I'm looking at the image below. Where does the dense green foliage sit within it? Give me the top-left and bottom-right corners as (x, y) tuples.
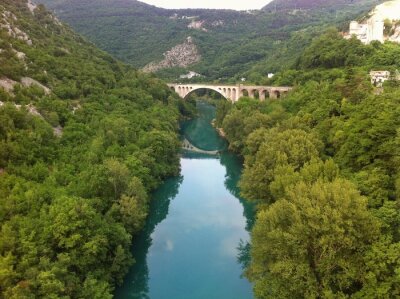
(216, 30), (400, 298)
(263, 0), (372, 10)
(37, 0), (380, 81)
(2, 0), (399, 298)
(0, 1), (194, 298)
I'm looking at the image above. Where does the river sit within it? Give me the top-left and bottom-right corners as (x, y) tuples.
(115, 101), (255, 299)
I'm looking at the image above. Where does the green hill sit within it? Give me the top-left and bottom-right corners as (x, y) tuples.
(214, 27), (400, 298)
(263, 0), (375, 10)
(0, 0), (192, 298)
(37, 0), (381, 81)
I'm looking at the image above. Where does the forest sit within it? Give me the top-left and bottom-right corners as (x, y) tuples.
(2, 0), (400, 298)
(0, 1), (194, 298)
(37, 0), (381, 81)
(215, 30), (400, 298)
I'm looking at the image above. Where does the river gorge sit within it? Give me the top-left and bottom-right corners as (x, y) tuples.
(115, 101), (255, 299)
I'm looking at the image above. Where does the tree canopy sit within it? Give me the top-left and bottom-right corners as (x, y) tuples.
(0, 1), (194, 298)
(216, 29), (400, 298)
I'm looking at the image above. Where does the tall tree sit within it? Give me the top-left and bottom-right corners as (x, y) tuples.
(248, 179), (380, 298)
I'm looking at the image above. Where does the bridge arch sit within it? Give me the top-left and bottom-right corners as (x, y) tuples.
(251, 89), (260, 99)
(261, 89), (270, 100)
(241, 89), (249, 97)
(273, 90), (281, 99)
(182, 86), (229, 101)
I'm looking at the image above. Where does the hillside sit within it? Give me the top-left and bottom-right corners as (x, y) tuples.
(215, 29), (400, 298)
(0, 0), (192, 298)
(37, 0), (381, 81)
(263, 0), (376, 10)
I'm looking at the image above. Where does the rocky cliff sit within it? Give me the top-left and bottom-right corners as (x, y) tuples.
(371, 0), (400, 20)
(374, 1), (400, 42)
(142, 37), (201, 73)
(346, 0), (400, 44)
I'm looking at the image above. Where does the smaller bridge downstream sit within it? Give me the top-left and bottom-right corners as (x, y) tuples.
(168, 83), (292, 102)
(182, 138), (219, 155)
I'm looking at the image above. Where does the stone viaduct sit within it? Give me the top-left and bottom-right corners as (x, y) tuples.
(167, 83), (292, 102)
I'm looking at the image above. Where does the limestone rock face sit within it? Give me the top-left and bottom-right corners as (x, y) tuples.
(1, 9), (33, 45)
(142, 37), (201, 73)
(346, 0), (400, 44)
(21, 77), (51, 95)
(27, 0), (37, 14)
(372, 0), (400, 21)
(188, 20), (207, 31)
(0, 77), (51, 96)
(374, 0), (400, 43)
(0, 78), (17, 93)
(388, 25), (400, 42)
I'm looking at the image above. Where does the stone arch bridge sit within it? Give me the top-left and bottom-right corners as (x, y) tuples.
(168, 83), (292, 102)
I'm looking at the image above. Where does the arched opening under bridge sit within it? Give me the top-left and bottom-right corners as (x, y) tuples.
(183, 87), (228, 101)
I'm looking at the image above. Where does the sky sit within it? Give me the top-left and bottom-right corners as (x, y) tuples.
(140, 0), (273, 11)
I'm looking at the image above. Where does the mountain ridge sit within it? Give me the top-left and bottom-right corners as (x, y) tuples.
(37, 0), (381, 81)
(264, 0), (377, 10)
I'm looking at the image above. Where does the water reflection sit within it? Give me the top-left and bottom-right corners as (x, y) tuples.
(115, 101), (254, 299)
(237, 239), (252, 272)
(180, 101), (228, 151)
(219, 151), (255, 273)
(220, 152), (256, 232)
(115, 176), (183, 299)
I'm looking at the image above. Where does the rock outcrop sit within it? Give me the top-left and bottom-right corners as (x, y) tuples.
(21, 77), (51, 95)
(372, 0), (400, 20)
(0, 78), (17, 93)
(0, 101), (63, 137)
(346, 0), (400, 44)
(188, 20), (207, 31)
(388, 24), (400, 42)
(1, 10), (33, 45)
(142, 37), (201, 73)
(27, 0), (37, 14)
(0, 77), (51, 95)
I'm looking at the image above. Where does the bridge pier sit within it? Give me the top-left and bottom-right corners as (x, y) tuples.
(167, 83), (292, 103)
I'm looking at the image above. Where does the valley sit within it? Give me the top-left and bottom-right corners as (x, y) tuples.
(1, 0), (400, 298)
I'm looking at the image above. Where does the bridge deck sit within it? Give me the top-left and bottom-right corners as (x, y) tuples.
(182, 139), (219, 155)
(168, 83), (292, 88)
(168, 83), (293, 102)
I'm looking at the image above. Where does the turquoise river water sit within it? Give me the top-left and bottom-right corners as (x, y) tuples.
(115, 101), (255, 299)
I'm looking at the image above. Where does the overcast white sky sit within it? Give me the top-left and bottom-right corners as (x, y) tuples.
(140, 0), (273, 10)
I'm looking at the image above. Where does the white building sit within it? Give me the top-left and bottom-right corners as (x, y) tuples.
(180, 71), (202, 79)
(370, 71), (391, 87)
